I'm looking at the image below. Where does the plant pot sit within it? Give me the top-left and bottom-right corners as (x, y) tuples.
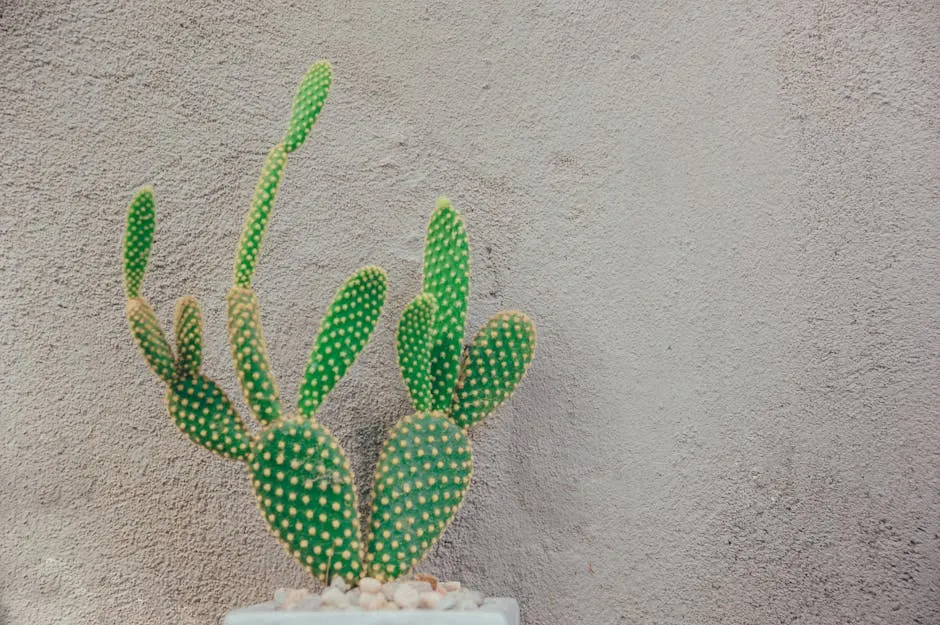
(223, 598), (519, 625)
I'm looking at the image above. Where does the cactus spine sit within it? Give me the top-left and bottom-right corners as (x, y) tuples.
(123, 61), (535, 588)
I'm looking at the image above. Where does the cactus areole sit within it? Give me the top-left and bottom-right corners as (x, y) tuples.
(122, 60), (537, 587)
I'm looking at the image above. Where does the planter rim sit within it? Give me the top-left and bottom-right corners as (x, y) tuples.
(223, 597), (519, 625)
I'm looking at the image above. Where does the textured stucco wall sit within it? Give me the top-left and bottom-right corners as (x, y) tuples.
(2, 1), (938, 624)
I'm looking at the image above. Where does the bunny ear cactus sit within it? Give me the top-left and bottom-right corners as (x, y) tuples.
(123, 187), (252, 460)
(123, 61), (388, 585)
(365, 197), (537, 580)
(225, 60), (385, 584)
(123, 61), (537, 589)
(241, 264), (386, 584)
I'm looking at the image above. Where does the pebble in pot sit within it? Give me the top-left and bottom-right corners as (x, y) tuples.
(359, 592), (385, 611)
(393, 584), (420, 610)
(321, 587), (348, 609)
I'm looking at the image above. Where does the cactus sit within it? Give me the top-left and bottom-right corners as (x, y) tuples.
(123, 187), (252, 460)
(225, 60), (388, 584)
(123, 60), (536, 588)
(124, 60), (384, 583)
(365, 197), (537, 580)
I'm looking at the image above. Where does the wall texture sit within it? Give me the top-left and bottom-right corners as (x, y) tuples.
(1, 1), (938, 624)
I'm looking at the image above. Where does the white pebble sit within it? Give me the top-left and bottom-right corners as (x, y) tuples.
(456, 599), (479, 611)
(275, 588), (311, 610)
(393, 584), (420, 609)
(330, 575), (348, 591)
(359, 592), (385, 610)
(419, 591), (442, 609)
(294, 595), (322, 611)
(321, 587), (348, 608)
(359, 577), (382, 594)
(441, 581), (461, 593)
(273, 588), (290, 607)
(405, 581), (433, 594)
(382, 582), (399, 600)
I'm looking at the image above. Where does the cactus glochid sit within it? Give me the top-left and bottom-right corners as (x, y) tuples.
(122, 60), (536, 587)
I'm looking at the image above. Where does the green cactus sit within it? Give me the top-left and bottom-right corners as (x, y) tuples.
(226, 286), (282, 424)
(298, 266), (387, 419)
(284, 61), (333, 153)
(249, 416), (364, 581)
(368, 411), (472, 580)
(450, 310), (537, 429)
(123, 186), (155, 300)
(123, 60), (537, 588)
(225, 59), (386, 584)
(173, 297), (203, 377)
(123, 188), (251, 460)
(233, 144), (287, 289)
(365, 197), (537, 580)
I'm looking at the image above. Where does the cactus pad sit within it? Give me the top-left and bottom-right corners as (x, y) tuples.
(450, 311), (537, 429)
(234, 144), (287, 288)
(173, 296), (203, 377)
(126, 297), (175, 384)
(123, 187), (155, 299)
(396, 294), (437, 412)
(227, 287), (282, 424)
(165, 374), (252, 460)
(249, 416), (363, 583)
(284, 61), (333, 153)
(422, 197), (470, 411)
(298, 266), (387, 418)
(365, 411), (473, 580)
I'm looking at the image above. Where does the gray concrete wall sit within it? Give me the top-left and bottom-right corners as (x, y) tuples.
(1, 1), (938, 624)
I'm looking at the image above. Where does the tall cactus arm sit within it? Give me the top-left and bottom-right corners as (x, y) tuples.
(227, 287), (282, 425)
(123, 187), (175, 383)
(234, 144), (287, 288)
(234, 61), (332, 287)
(123, 186), (155, 299)
(126, 298), (176, 384)
(284, 60), (333, 153)
(298, 266), (387, 419)
(235, 144), (287, 288)
(449, 311), (537, 429)
(422, 197), (470, 411)
(396, 294), (437, 412)
(174, 296), (203, 377)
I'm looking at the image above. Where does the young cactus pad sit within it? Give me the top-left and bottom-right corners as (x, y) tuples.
(365, 197), (537, 580)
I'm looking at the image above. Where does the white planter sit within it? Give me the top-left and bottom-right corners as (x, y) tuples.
(223, 598), (519, 625)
